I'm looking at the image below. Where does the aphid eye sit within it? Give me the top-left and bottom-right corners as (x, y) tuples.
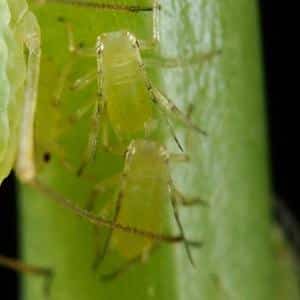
(43, 152), (52, 163)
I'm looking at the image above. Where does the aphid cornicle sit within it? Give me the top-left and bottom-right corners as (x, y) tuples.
(89, 139), (204, 278)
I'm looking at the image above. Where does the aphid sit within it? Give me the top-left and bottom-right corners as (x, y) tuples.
(48, 0), (217, 174)
(1, 0), (193, 280)
(89, 139), (205, 278)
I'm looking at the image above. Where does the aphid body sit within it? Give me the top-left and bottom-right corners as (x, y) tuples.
(109, 139), (169, 259)
(100, 31), (153, 138)
(93, 138), (199, 273)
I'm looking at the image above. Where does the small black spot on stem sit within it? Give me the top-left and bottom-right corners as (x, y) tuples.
(43, 152), (52, 163)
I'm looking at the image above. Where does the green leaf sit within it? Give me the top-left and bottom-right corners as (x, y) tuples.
(19, 1), (300, 300)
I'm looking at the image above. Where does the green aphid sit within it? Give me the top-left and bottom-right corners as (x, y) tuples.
(89, 139), (205, 278)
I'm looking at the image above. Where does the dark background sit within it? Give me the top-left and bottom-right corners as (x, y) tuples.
(0, 2), (299, 298)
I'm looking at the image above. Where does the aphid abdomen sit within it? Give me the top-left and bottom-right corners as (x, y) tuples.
(102, 32), (153, 137)
(111, 140), (169, 259)
(0, 0), (26, 183)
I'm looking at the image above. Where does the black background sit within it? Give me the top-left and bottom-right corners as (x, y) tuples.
(0, 2), (299, 298)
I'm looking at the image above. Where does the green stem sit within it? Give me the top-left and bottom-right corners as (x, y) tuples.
(20, 1), (299, 300)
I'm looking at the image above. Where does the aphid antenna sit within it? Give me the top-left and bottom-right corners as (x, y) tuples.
(43, 0), (155, 13)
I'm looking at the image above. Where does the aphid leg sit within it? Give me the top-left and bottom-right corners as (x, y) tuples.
(98, 118), (126, 155)
(53, 20), (96, 106)
(93, 171), (128, 269)
(173, 186), (208, 207)
(52, 60), (74, 107)
(143, 49), (221, 69)
(168, 152), (208, 206)
(92, 206), (119, 269)
(0, 255), (54, 297)
(54, 20), (96, 102)
(129, 37), (207, 136)
(88, 173), (134, 270)
(51, 74), (96, 155)
(76, 99), (101, 177)
(101, 235), (202, 280)
(138, 0), (161, 50)
(165, 116), (184, 152)
(150, 86), (207, 135)
(76, 36), (105, 176)
(168, 180), (197, 266)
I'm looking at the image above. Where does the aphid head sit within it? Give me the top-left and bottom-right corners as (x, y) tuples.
(99, 31), (138, 56)
(100, 31), (132, 42)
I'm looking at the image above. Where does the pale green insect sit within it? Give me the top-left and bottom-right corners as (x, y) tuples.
(89, 139), (204, 278)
